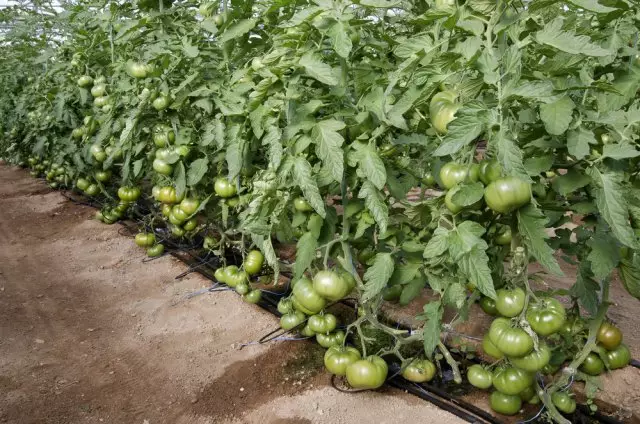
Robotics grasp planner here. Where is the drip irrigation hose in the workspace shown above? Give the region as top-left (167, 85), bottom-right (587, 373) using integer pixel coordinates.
top-left (56, 188), bottom-right (637, 424)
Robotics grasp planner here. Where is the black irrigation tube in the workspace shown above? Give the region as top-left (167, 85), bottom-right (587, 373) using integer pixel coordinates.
top-left (55, 186), bottom-right (634, 424)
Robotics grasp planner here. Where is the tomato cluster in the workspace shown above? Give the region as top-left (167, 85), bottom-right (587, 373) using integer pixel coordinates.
top-left (213, 250), bottom-right (265, 303)
top-left (474, 289), bottom-right (630, 416)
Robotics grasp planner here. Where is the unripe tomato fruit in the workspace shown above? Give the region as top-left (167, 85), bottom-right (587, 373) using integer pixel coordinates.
top-left (244, 250), bottom-right (264, 275)
top-left (552, 392), bottom-right (576, 414)
top-left (580, 353), bottom-right (605, 375)
top-left (147, 244), bottom-right (165, 257)
top-left (490, 391), bottom-right (522, 416)
top-left (430, 90), bottom-right (460, 134)
top-left (526, 298), bottom-right (566, 336)
top-left (484, 177), bottom-right (532, 214)
top-left (346, 356), bottom-right (388, 390)
top-left (312, 270), bottom-right (350, 301)
top-left (489, 318), bottom-right (533, 358)
top-left (605, 344), bottom-right (630, 369)
top-left (467, 364), bottom-right (493, 389)
top-left (214, 177), bottom-right (237, 198)
top-left (242, 290), bottom-right (262, 304)
top-left (439, 162), bottom-right (479, 189)
top-left (402, 359), bottom-right (436, 383)
top-left (495, 287), bottom-right (525, 317)
top-left (324, 346), bottom-right (361, 376)
top-left (294, 197), bottom-right (314, 212)
top-left (153, 95), bottom-right (170, 111)
top-left (597, 322), bottom-right (622, 350)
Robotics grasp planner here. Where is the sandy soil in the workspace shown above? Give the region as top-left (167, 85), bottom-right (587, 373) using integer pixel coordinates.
top-left (0, 164), bottom-right (463, 424)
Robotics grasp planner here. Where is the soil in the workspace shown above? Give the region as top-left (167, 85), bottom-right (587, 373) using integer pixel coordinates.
top-left (0, 164), bottom-right (463, 424)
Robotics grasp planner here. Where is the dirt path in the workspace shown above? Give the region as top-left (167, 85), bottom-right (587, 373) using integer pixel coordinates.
top-left (0, 164), bottom-right (462, 424)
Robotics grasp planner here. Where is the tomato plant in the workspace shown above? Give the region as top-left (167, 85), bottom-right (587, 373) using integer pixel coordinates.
top-left (2, 1), bottom-right (639, 421)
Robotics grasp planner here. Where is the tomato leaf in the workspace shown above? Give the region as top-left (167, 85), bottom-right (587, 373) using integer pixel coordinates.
top-left (363, 252), bottom-right (395, 302)
top-left (293, 232), bottom-right (318, 280)
top-left (587, 167), bottom-right (638, 248)
top-left (312, 119), bottom-right (345, 182)
top-left (539, 96), bottom-right (575, 135)
top-left (187, 157), bottom-right (208, 186)
top-left (570, 262), bottom-right (600, 315)
top-left (459, 247), bottom-right (496, 299)
top-left (567, 127), bottom-right (596, 160)
top-left (292, 157), bottom-right (326, 218)
top-left (551, 168), bottom-right (591, 196)
top-left (390, 263), bottom-right (422, 285)
top-left (358, 181), bottom-right (388, 234)
top-left (357, 144), bottom-right (387, 190)
top-left (419, 301), bottom-right (442, 358)
top-left (524, 155), bottom-right (553, 176)
top-left (219, 19), bottom-right (256, 43)
top-left (495, 131), bottom-right (531, 182)
top-left (451, 182), bottom-right (484, 206)
top-left (263, 124), bottom-right (283, 168)
top-left (587, 232), bottom-right (620, 281)
top-left (601, 143), bottom-right (640, 160)
top-left (433, 112), bottom-right (485, 157)
top-left (448, 221), bottom-right (486, 261)
top-left (567, 0), bottom-right (617, 13)
top-left (299, 53), bottom-right (339, 86)
top-left (328, 21), bottom-right (352, 59)
top-left (443, 282), bottom-right (466, 309)
top-left (423, 231), bottom-right (449, 259)
top-left (399, 279), bottom-right (425, 305)
top-left (174, 161), bottom-right (186, 200)
top-left (517, 204), bottom-right (563, 276)
top-left (535, 17), bottom-right (610, 57)
top-left (619, 256), bottom-right (640, 300)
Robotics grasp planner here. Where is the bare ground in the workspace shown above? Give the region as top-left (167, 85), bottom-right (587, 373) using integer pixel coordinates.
top-left (0, 164), bottom-right (463, 424)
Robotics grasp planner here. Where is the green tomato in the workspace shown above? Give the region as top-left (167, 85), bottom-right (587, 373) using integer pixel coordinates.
top-left (227, 270), bottom-right (248, 288)
top-left (402, 359), bottom-right (436, 383)
top-left (244, 250), bottom-right (264, 275)
top-left (597, 322), bottom-right (623, 350)
top-left (489, 318), bottom-right (533, 358)
top-left (316, 330), bottom-right (345, 348)
top-left (308, 313), bottom-right (338, 334)
top-left (85, 184), bottom-right (99, 196)
top-left (324, 346), bottom-right (361, 376)
top-left (429, 90), bottom-right (460, 134)
top-left (495, 287), bottom-right (525, 317)
top-left (135, 232), bottom-right (155, 247)
top-left (492, 367), bottom-right (533, 395)
top-left (482, 333), bottom-right (504, 359)
top-left (484, 177), bottom-right (532, 214)
top-left (118, 186), bottom-right (141, 202)
top-left (382, 284), bottom-right (403, 302)
top-left (580, 353), bottom-right (605, 376)
top-left (280, 310), bottom-right (306, 330)
top-left (242, 289), bottom-right (262, 304)
top-left (91, 83), bottom-right (107, 97)
top-left (170, 225), bottom-right (186, 238)
top-left (76, 178), bottom-right (90, 191)
top-left (152, 95), bottom-right (170, 111)
top-left (439, 162), bottom-right (478, 189)
top-left (94, 170), bottom-right (111, 182)
top-left (479, 297), bottom-right (498, 316)
top-left (467, 364), bottom-right (493, 389)
top-left (127, 62), bottom-right (148, 79)
top-left (214, 177), bottom-right (237, 198)
top-left (526, 298), bottom-right (566, 336)
top-left (225, 196), bottom-right (240, 207)
top-left (171, 203), bottom-right (191, 221)
top-left (72, 128), bottom-right (85, 139)
top-left (605, 344), bottom-right (631, 369)
top-left (479, 160), bottom-right (502, 185)
top-left (277, 298), bottom-right (294, 314)
top-left (77, 75), bottom-right (93, 87)
top-left (300, 324), bottom-right (316, 337)
top-left (294, 197), bottom-right (314, 212)
top-left (147, 244), bottom-right (165, 257)
top-left (179, 197), bottom-right (200, 216)
top-left (490, 391), bottom-right (522, 416)
top-left (183, 218), bottom-right (198, 231)
top-left (495, 226), bottom-right (512, 245)
top-left (509, 344), bottom-right (551, 372)
top-left (422, 172), bottom-right (436, 187)
top-left (214, 267), bottom-right (226, 283)
top-left (312, 270), bottom-right (350, 301)
top-left (292, 277), bottom-right (327, 314)
top-left (221, 265), bottom-right (239, 285)
top-left (235, 281), bottom-right (250, 295)
top-left (552, 392), bottom-right (576, 415)
top-left (153, 159), bottom-right (173, 175)
top-left (346, 356), bottom-right (388, 390)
